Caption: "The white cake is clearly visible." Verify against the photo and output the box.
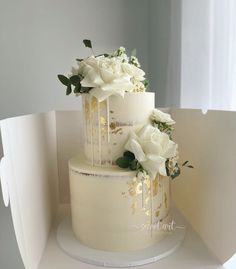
[69,92,171,251]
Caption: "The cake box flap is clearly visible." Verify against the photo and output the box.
[0,112,59,269]
[171,108,236,263]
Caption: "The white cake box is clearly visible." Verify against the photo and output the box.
[0,108,236,269]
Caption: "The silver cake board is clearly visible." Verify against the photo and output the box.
[56,216,186,267]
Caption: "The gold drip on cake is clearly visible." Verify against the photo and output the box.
[150,177,153,237]
[142,180,144,208]
[89,97,94,166]
[97,100,102,165]
[106,97,110,143]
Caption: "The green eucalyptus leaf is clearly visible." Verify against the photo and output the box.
[81,87,91,93]
[143,79,149,88]
[130,159,138,170]
[187,165,194,168]
[66,84,72,95]
[171,166,181,180]
[74,83,81,94]
[123,151,135,161]
[70,75,80,86]
[58,74,69,86]
[166,167,170,177]
[83,39,92,48]
[116,156,130,168]
[182,161,189,166]
[96,53,109,58]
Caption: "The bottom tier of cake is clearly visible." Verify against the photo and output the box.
[69,156,171,252]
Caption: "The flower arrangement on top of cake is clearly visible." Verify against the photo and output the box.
[57,39,148,102]
[58,39,193,181]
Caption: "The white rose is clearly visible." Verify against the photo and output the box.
[125,124,178,179]
[80,56,135,101]
[132,79,146,92]
[122,62,145,81]
[151,109,175,125]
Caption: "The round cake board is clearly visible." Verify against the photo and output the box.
[56,217,186,267]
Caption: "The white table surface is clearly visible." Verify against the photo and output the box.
[39,205,224,269]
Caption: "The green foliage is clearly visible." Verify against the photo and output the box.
[73,83,81,94]
[58,75,70,86]
[116,151,136,169]
[66,84,72,95]
[83,39,92,48]
[143,79,149,88]
[170,165,181,179]
[58,72,92,96]
[69,75,80,86]
[153,121,174,138]
[116,156,131,168]
[58,39,148,97]
[123,151,135,160]
[182,160,194,168]
[116,150,192,181]
[129,159,138,170]
[96,53,109,58]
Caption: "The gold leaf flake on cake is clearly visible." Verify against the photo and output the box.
[91,97,98,111]
[85,100,90,120]
[145,196,150,205]
[101,127,107,140]
[145,209,151,216]
[127,177,138,197]
[152,177,159,196]
[135,182,143,195]
[143,178,150,190]
[101,100,107,109]
[164,192,168,208]
[100,116,107,126]
[109,122,117,130]
[112,127,123,134]
[155,210,160,218]
[131,201,137,214]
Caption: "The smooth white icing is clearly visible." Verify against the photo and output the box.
[69,156,170,252]
[82,92,155,166]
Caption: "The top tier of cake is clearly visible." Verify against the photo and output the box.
[82,92,155,166]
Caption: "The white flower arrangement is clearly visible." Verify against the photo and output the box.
[125,124,178,179]
[116,109,193,180]
[151,109,175,125]
[58,40,148,101]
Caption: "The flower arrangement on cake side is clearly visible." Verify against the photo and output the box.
[116,109,193,182]
[58,39,148,101]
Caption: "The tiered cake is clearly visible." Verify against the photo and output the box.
[69,93,171,251]
[58,41,179,252]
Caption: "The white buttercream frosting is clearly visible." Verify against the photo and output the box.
[69,156,170,251]
[82,92,155,167]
